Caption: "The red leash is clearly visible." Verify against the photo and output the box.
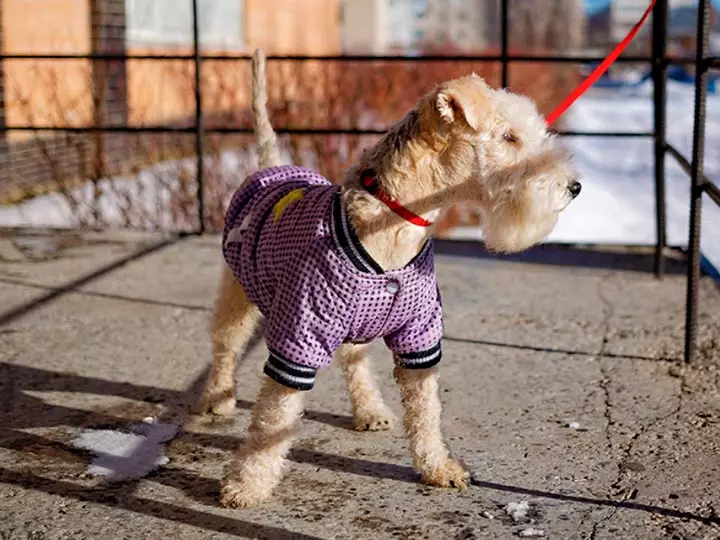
[362,1,656,225]
[546,0,657,126]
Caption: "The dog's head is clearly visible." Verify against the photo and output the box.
[420,74,581,253]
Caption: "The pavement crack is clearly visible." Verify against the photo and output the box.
[597,367,613,453]
[589,517,603,540]
[595,274,615,455]
[587,507,619,540]
[581,277,693,539]
[586,274,644,537]
[610,365,686,497]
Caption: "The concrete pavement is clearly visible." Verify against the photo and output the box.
[1,229,719,539]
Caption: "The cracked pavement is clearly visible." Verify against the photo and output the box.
[1,230,719,539]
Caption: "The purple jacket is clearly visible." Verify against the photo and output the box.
[222,165,443,390]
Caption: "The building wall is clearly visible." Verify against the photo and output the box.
[386,0,414,51]
[0,0,96,201]
[415,0,488,49]
[447,0,488,49]
[341,0,388,53]
[2,0,93,141]
[510,0,585,52]
[341,0,506,54]
[0,0,341,202]
[612,0,695,42]
[611,0,650,41]
[127,0,341,126]
[2,0,342,132]
[246,0,340,55]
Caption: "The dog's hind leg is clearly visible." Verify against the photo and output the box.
[192,265,261,416]
[337,343,396,431]
[220,377,304,508]
[394,366,470,489]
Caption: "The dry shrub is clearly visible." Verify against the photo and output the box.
[2,46,580,235]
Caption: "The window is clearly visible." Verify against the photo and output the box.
[411,0,428,18]
[454,29,469,44]
[387,0,414,49]
[126,0,244,48]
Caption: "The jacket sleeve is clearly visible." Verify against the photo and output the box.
[263,247,351,390]
[384,285,444,369]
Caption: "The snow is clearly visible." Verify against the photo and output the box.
[0,156,200,231]
[560,80,720,269]
[505,501,531,522]
[1,80,718,270]
[72,421,179,482]
[450,79,720,271]
[0,147,275,231]
[518,528,545,538]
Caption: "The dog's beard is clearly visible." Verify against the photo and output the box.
[480,188,563,253]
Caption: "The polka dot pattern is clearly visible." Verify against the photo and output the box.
[222,165,444,389]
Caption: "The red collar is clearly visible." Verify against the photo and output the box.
[360,170,433,228]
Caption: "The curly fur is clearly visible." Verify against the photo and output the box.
[195,49,580,508]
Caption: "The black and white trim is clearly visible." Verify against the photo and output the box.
[264,350,318,391]
[330,194,384,274]
[395,342,443,370]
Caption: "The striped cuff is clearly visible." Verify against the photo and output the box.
[394,342,442,370]
[263,350,318,391]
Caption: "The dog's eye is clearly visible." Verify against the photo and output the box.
[503,131,519,144]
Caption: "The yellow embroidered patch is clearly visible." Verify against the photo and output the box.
[273,188,305,222]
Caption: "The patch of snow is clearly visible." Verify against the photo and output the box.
[11,236,61,257]
[558,80,720,270]
[0,146,292,231]
[518,528,545,537]
[505,501,531,522]
[72,422,179,482]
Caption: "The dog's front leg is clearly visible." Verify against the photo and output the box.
[394,366,469,489]
[337,343,396,431]
[220,377,304,508]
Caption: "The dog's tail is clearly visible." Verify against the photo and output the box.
[251,49,281,169]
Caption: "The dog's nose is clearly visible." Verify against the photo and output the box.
[568,181,582,198]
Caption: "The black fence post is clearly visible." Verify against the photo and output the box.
[652,0,668,278]
[192,0,205,235]
[501,0,509,88]
[684,0,711,363]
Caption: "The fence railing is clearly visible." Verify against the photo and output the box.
[0,0,715,363]
[670,0,719,363]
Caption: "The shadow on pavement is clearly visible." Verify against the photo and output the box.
[1,361,717,532]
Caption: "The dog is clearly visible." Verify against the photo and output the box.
[193,49,581,508]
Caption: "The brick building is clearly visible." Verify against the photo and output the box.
[0,0,341,203]
[341,0,498,54]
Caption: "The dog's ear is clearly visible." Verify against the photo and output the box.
[436,77,487,131]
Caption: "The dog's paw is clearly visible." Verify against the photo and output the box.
[421,458,470,490]
[191,395,237,417]
[219,478,272,508]
[353,406,396,431]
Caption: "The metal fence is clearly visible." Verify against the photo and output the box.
[0,0,718,363]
